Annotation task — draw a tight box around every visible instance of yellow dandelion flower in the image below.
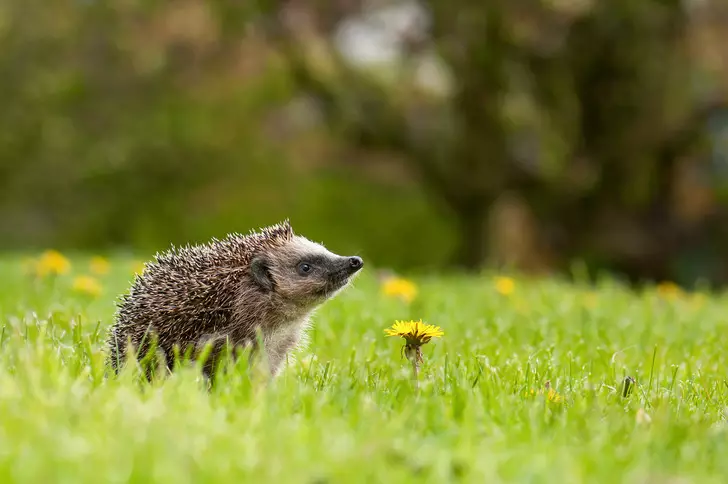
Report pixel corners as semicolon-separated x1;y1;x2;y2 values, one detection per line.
72;275;102;297
525;382;563;403
656;281;682;299
35;250;71;277
385;319;444;346
89;256;110;275
495;276;515;296
546;388;563;403
381;277;418;303
385;319;444;385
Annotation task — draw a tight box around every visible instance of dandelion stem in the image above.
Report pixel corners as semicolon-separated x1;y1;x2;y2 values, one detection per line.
411;355;419;390
404;344;421;392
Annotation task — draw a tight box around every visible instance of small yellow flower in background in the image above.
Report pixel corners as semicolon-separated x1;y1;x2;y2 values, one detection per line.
656;281;682;299
72;275;102;297
495;276;515;296
89;256;110;275
546;387;562;403
381;276;418;303
525;381;563;403
35;250;71;277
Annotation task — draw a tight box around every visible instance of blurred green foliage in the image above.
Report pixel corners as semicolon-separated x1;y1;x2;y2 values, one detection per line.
267;0;728;286
2;0;728;283
0;0;455;270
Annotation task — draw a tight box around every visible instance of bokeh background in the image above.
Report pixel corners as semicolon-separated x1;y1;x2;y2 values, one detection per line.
2;0;728;288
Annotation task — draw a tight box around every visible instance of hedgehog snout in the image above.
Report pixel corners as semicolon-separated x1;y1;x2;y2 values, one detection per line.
348;256;363;273
326;255;363;288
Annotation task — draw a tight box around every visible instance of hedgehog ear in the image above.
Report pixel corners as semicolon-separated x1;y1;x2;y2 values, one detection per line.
251;256;274;292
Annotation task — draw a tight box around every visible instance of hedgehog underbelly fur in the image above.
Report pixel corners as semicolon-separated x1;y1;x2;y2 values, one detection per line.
105;220;363;380
261;315;312;375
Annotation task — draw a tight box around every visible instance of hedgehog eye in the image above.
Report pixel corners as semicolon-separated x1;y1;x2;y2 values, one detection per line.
297;262;312;276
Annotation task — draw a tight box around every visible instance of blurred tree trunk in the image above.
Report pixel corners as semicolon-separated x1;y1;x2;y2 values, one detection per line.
451;200;488;269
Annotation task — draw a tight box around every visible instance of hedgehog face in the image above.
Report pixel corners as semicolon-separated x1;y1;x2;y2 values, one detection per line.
250;236;364;308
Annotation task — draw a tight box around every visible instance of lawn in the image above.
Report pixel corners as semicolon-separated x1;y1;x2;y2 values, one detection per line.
1;252;727;483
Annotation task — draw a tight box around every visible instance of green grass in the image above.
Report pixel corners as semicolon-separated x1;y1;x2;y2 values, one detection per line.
1;254;728;483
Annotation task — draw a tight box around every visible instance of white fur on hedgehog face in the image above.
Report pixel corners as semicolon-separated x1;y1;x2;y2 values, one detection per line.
257;236;360;308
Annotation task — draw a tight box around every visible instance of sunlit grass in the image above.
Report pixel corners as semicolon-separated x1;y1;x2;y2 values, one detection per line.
0;253;728;482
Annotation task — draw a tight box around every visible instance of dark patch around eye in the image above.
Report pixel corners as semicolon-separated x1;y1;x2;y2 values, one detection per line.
296;255;332;276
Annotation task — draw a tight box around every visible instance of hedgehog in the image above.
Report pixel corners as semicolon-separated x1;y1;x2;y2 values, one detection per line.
105;220;363;380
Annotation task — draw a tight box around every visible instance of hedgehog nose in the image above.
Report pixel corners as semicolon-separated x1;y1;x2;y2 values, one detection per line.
348;256;363;271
